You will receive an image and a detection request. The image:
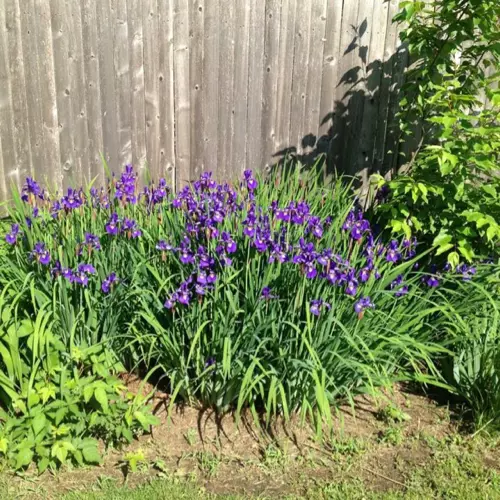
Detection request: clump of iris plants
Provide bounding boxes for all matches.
[0,165,478,425]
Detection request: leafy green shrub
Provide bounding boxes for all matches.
[0,283,158,472]
[371,0,500,263]
[0,164,457,431]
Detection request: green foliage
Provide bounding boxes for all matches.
[372,0,500,263]
[438,272,500,431]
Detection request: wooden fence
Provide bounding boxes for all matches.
[0,0,406,200]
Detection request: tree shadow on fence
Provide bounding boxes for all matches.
[270,18,409,192]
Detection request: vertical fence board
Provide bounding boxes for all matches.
[97,0,119,174]
[289,0,311,157]
[143,0,160,180]
[190,0,204,179]
[51,0,75,187]
[80,0,104,182]
[158,0,175,186]
[303,0,327,161]
[318,0,344,171]
[173,0,191,186]
[246,0,266,174]
[114,0,133,169]
[67,0,90,186]
[274,0,297,154]
[201,0,219,177]
[231,0,250,178]
[217,0,235,179]
[261,0,282,170]
[0,1,15,198]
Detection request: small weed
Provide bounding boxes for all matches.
[328,436,366,458]
[377,403,411,424]
[184,429,197,447]
[120,449,148,476]
[379,426,404,446]
[260,444,288,470]
[196,451,220,478]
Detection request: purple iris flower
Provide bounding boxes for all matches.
[22,177,43,201]
[102,273,118,293]
[156,240,173,251]
[261,287,278,300]
[51,260,62,278]
[310,299,331,316]
[424,276,440,287]
[31,242,51,266]
[61,187,82,210]
[350,219,370,240]
[243,224,256,238]
[386,248,401,263]
[359,267,371,282]
[345,280,358,296]
[354,296,375,314]
[106,213,120,235]
[77,263,96,275]
[395,286,409,297]
[5,224,20,245]
[84,233,101,251]
[244,170,258,190]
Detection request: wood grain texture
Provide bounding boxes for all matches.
[231,0,250,178]
[67,0,90,186]
[190,0,204,180]
[274,0,297,154]
[0,0,15,197]
[0,0,450,201]
[97,0,119,174]
[201,0,219,176]
[51,0,75,187]
[246,0,266,174]
[261,0,282,169]
[158,0,175,187]
[173,0,191,187]
[217,0,235,180]
[80,0,104,182]
[114,0,133,169]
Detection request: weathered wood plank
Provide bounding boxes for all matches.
[372,0,397,178]
[274,0,297,155]
[19,0,47,184]
[190,0,204,179]
[217,0,235,180]
[35,0,61,191]
[51,0,76,187]
[0,0,16,197]
[67,0,90,186]
[114,0,133,169]
[127,0,146,176]
[303,0,327,162]
[201,0,219,175]
[173,0,191,186]
[231,0,250,178]
[143,0,160,180]
[289,0,312,157]
[4,0,31,188]
[97,0,119,174]
[329,0,359,175]
[318,0,344,166]
[246,0,266,173]
[158,0,175,187]
[80,0,104,183]
[261,0,282,170]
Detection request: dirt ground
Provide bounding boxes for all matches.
[6,380,500,499]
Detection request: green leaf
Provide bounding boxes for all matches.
[15,447,33,469]
[447,252,460,269]
[31,413,47,438]
[81,442,101,464]
[94,387,109,413]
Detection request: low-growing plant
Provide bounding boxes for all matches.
[438,273,500,431]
